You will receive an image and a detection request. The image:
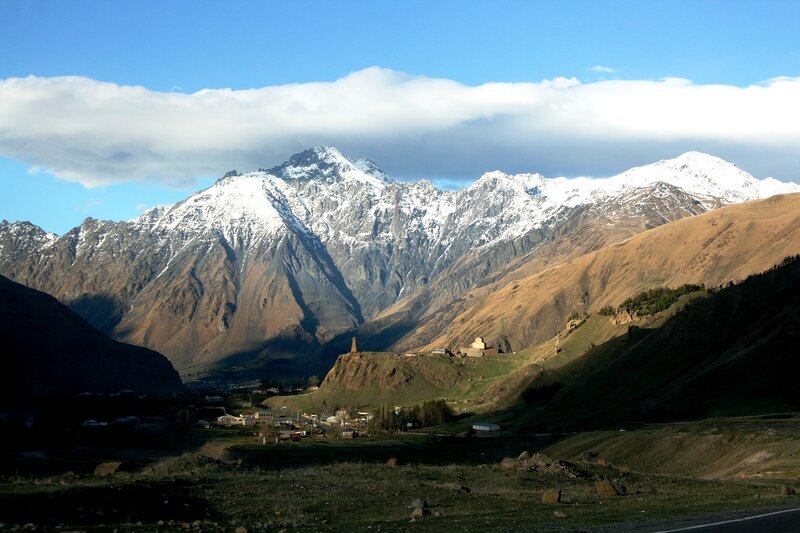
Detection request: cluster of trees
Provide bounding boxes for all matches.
[598,305,615,316]
[369,400,454,432]
[617,283,705,317]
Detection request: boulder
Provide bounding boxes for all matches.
[411,498,429,510]
[410,498,430,520]
[518,450,531,460]
[542,489,562,504]
[386,457,401,468]
[94,462,123,477]
[781,485,796,496]
[595,479,621,497]
[553,510,567,518]
[411,506,429,519]
[500,457,517,469]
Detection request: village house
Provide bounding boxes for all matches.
[239,410,258,426]
[216,414,244,427]
[431,348,453,356]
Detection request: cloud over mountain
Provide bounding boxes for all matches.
[1,68,799,186]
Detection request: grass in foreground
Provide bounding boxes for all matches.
[1,430,798,531]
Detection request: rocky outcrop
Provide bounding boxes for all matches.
[321,353,463,391]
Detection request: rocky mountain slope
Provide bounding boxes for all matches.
[1,148,798,378]
[419,193,800,353]
[0,275,182,404]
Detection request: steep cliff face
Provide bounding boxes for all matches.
[2,148,798,378]
[0,275,182,403]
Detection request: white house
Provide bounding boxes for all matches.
[216,414,244,426]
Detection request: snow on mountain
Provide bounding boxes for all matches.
[0,220,58,266]
[4,147,799,377]
[125,148,800,273]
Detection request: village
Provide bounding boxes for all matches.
[61,334,509,448]
[194,336,508,440]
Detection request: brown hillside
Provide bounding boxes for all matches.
[420,193,800,352]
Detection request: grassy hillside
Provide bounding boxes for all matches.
[266,351,522,413]
[267,284,713,416]
[511,256,800,431]
[544,415,800,482]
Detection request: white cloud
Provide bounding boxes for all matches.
[590,64,616,74]
[1,67,799,185]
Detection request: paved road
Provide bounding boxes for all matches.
[654,507,800,532]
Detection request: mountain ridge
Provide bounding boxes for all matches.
[2,148,798,378]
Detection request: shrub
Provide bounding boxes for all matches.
[598,305,615,316]
[618,283,704,316]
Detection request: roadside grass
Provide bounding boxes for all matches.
[2,433,796,531]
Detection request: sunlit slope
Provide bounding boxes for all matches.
[421,193,800,353]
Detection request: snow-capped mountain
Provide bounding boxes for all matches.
[0,220,57,270]
[2,147,798,378]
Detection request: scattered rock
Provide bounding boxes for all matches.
[542,489,562,504]
[638,485,657,494]
[386,457,401,467]
[94,462,123,477]
[437,482,471,492]
[781,485,796,496]
[192,519,202,528]
[595,479,621,497]
[516,453,582,478]
[410,498,430,519]
[410,506,429,520]
[410,498,429,510]
[553,510,567,518]
[234,527,248,533]
[500,457,517,469]
[518,450,531,460]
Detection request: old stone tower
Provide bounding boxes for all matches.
[350,336,358,353]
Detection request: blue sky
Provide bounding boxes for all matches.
[2,0,800,234]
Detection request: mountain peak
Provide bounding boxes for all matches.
[607,151,800,203]
[265,146,391,187]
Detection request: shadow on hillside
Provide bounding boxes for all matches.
[497,257,800,433]
[195,314,421,385]
[67,293,123,334]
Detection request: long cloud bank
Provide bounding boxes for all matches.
[1,67,799,187]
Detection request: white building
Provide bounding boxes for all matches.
[216,414,244,426]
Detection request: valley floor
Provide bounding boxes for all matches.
[2,416,799,531]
